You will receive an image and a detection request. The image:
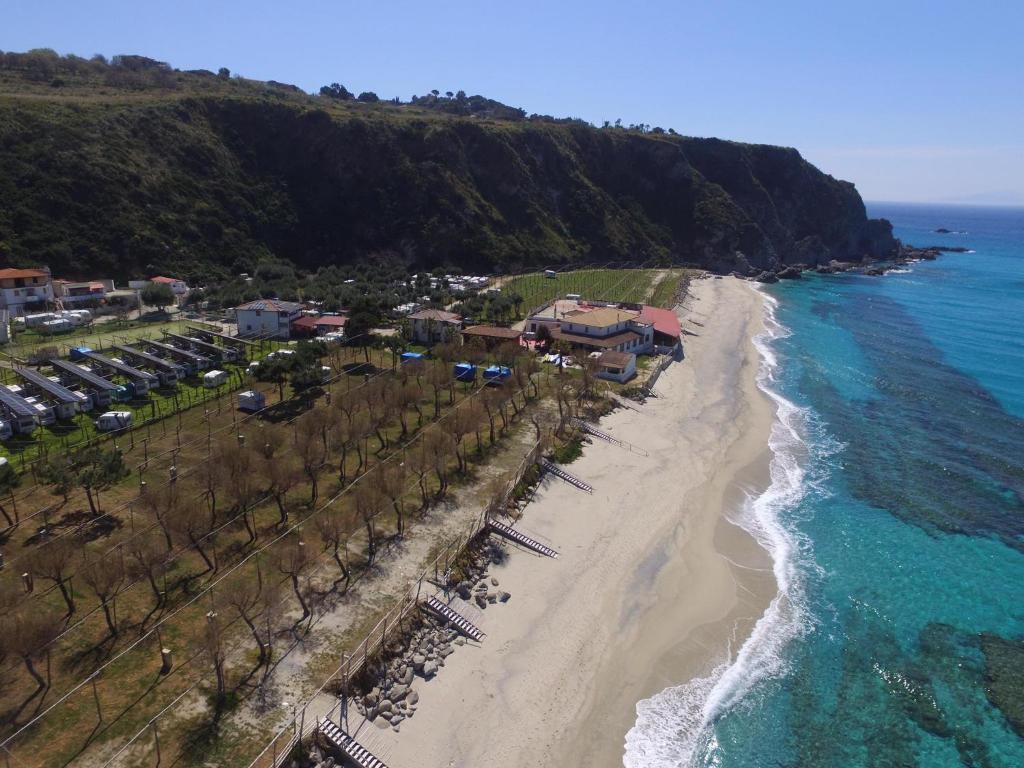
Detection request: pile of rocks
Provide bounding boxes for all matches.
[348,538,513,733]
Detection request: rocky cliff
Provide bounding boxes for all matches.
[0,72,896,281]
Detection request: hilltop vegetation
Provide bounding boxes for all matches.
[0,49,897,283]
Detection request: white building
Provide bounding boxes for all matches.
[408,309,462,344]
[0,268,54,317]
[528,302,654,355]
[594,351,637,383]
[53,278,113,306]
[234,299,303,339]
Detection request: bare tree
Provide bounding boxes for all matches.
[7,605,61,697]
[81,549,127,637]
[28,538,78,616]
[139,482,176,551]
[428,430,457,497]
[128,531,170,611]
[354,483,388,565]
[223,438,258,543]
[170,494,217,574]
[380,462,409,537]
[276,535,313,627]
[258,433,303,528]
[427,364,450,419]
[407,439,434,509]
[294,412,325,504]
[202,607,229,706]
[315,507,353,591]
[225,564,269,665]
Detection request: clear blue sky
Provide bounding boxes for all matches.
[6,0,1023,204]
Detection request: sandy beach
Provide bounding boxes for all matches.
[362,276,778,767]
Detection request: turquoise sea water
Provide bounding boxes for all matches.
[625,203,1024,767]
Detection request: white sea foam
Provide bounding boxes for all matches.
[623,287,818,768]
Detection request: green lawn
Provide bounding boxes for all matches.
[2,316,202,362]
[502,268,685,314]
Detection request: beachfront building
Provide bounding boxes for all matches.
[0,267,54,317]
[290,313,349,337]
[408,309,462,344]
[527,297,681,356]
[594,350,637,383]
[234,299,304,339]
[460,324,522,349]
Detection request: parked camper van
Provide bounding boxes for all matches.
[238,390,266,412]
[96,411,132,431]
[203,369,228,388]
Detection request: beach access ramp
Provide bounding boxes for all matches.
[424,595,486,642]
[488,519,559,558]
[317,717,389,768]
[572,417,648,456]
[540,459,594,493]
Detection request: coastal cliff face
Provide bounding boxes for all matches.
[0,94,896,280]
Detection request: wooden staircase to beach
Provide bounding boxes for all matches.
[488,519,559,558]
[540,459,594,493]
[424,596,486,642]
[572,418,649,456]
[317,718,389,768]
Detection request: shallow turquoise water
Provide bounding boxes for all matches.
[626,203,1024,767]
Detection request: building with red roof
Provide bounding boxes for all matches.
[637,305,682,351]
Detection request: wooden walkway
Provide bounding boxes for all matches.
[424,595,486,641]
[541,459,594,493]
[488,519,559,558]
[318,717,390,768]
[572,418,648,456]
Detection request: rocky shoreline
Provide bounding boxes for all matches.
[740,243,972,283]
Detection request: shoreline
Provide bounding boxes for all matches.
[360,276,779,767]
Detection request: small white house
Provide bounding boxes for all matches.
[408,309,463,344]
[203,369,228,388]
[97,411,132,431]
[234,299,304,339]
[594,351,637,383]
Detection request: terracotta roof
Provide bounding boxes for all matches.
[597,351,635,368]
[0,268,49,280]
[638,305,681,340]
[290,315,320,329]
[150,276,181,283]
[550,327,642,349]
[409,309,462,322]
[315,315,348,327]
[235,299,303,312]
[461,325,521,340]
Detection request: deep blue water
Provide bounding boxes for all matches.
[626,203,1024,767]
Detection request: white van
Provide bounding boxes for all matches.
[203,369,228,388]
[96,411,132,431]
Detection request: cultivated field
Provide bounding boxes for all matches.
[502,267,689,315]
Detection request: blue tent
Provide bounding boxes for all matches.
[400,351,425,364]
[483,365,512,383]
[454,362,477,382]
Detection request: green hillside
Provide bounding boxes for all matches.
[0,49,897,283]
